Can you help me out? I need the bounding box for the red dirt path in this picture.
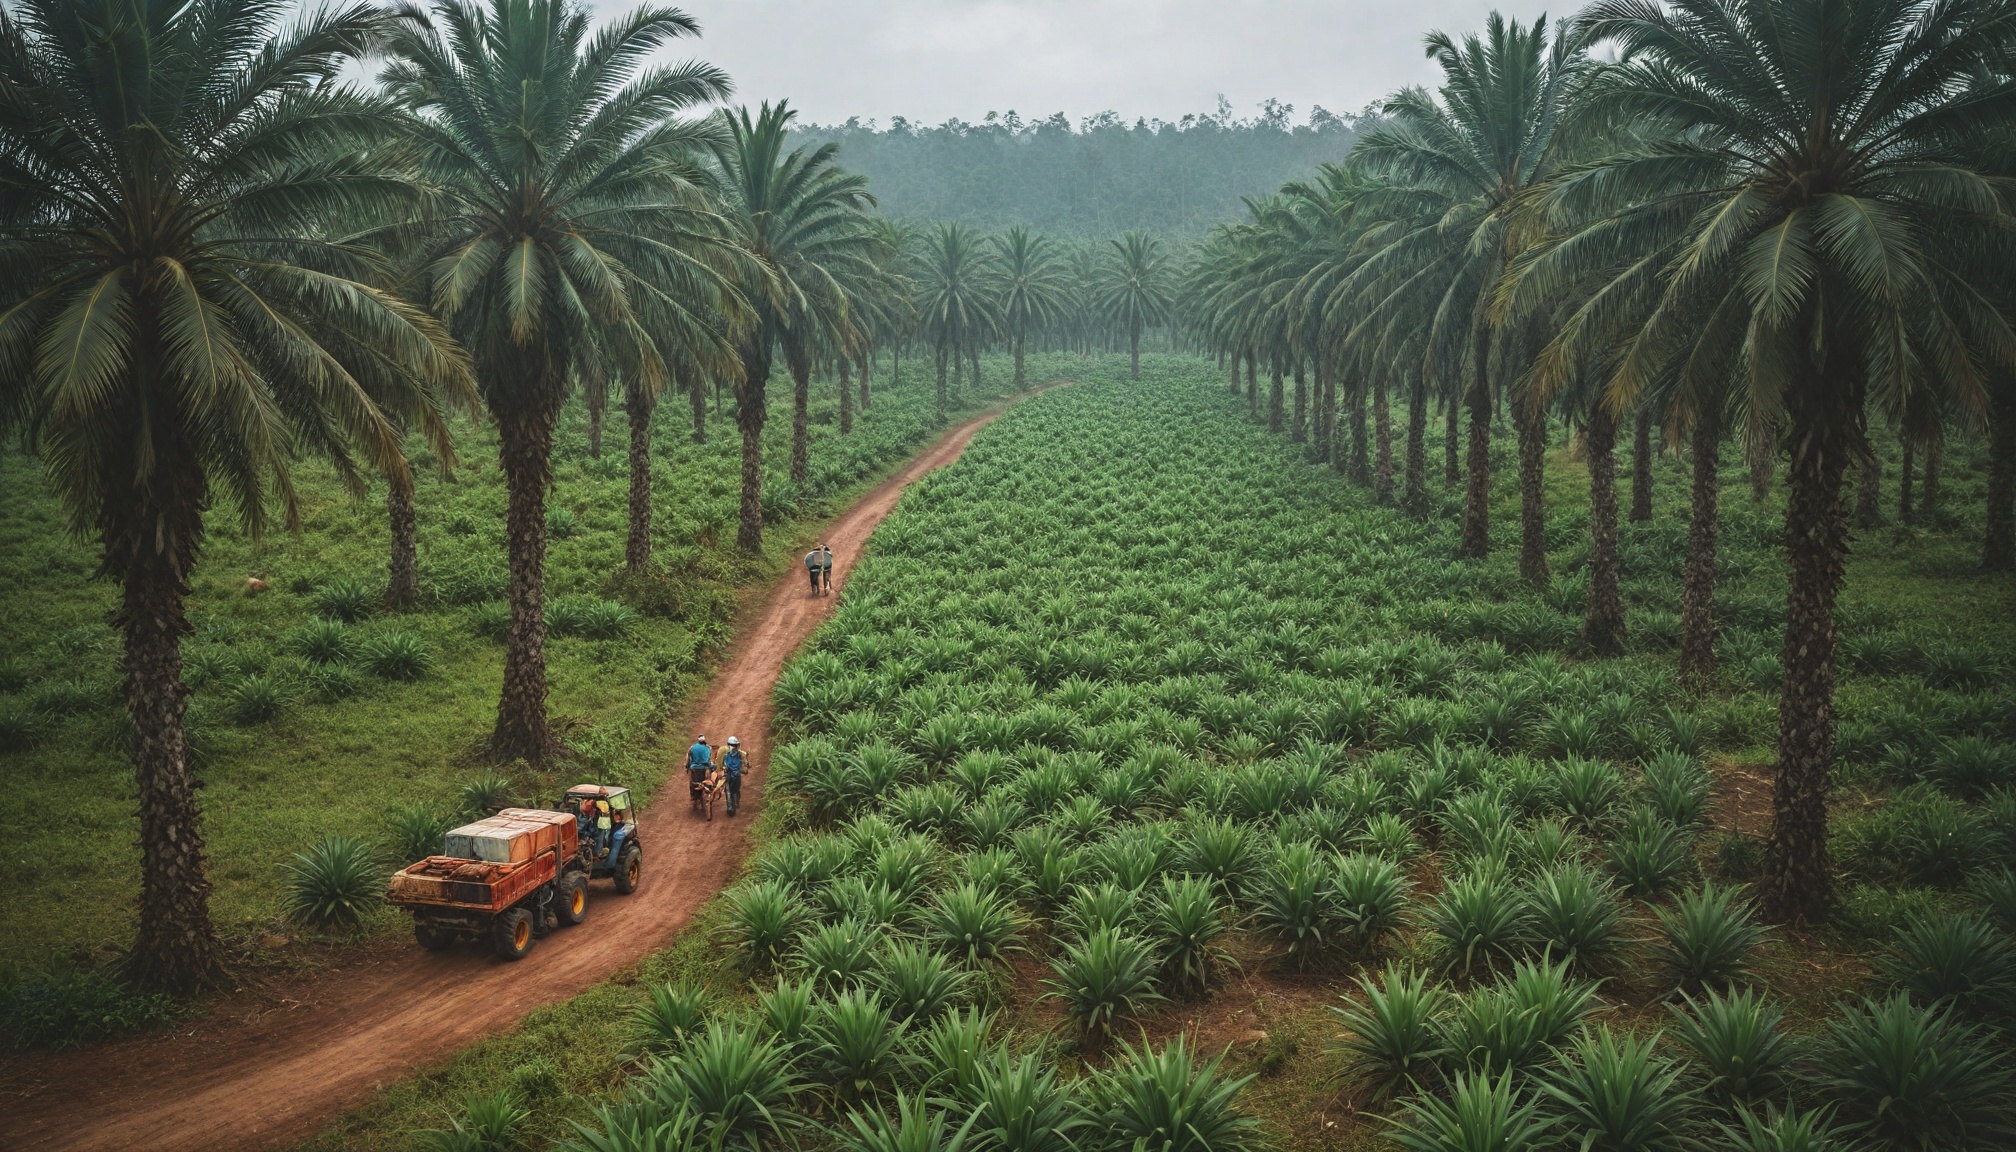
[0,398,1033,1152]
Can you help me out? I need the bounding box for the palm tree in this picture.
[1099,231,1174,380]
[382,0,737,762]
[1349,14,1590,564]
[1536,0,2016,920]
[708,101,878,548]
[914,222,997,421]
[0,0,471,992]
[993,227,1071,391]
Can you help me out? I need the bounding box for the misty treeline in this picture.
[794,99,1368,239]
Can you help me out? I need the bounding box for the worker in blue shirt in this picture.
[684,735,711,799]
[721,736,745,816]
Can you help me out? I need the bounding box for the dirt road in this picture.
[0,397,1032,1152]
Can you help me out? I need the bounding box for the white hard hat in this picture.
[727,736,741,746]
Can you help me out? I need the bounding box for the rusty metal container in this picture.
[388,808,579,914]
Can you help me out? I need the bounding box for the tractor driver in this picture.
[577,798,604,857]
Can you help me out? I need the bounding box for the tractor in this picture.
[385,784,643,960]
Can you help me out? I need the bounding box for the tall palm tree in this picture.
[382,0,737,762]
[1099,231,1174,380]
[1349,14,1590,564]
[914,221,997,421]
[709,101,878,548]
[0,0,471,992]
[993,226,1071,391]
[1535,0,2016,920]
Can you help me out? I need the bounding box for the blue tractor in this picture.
[560,784,643,893]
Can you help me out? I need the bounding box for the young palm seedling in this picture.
[1042,927,1165,1046]
[725,881,814,973]
[875,939,972,1024]
[1147,874,1230,997]
[1423,869,1530,977]
[1330,964,1451,1100]
[1387,1070,1551,1152]
[1330,852,1411,956]
[1089,1037,1262,1152]
[920,883,1024,968]
[1877,911,2015,1015]
[811,988,906,1107]
[1536,1025,1695,1152]
[1665,988,1793,1104]
[1521,861,1625,971]
[1649,882,1768,994]
[630,979,711,1058]
[1253,840,1337,968]
[1814,994,2015,1152]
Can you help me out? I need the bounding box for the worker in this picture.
[804,545,825,595]
[721,736,745,816]
[819,544,834,594]
[577,798,599,852]
[685,735,712,796]
[595,800,613,851]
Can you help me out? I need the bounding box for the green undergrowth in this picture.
[0,354,1037,987]
[286,355,2014,1152]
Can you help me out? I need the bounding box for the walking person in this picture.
[819,543,834,594]
[804,544,824,595]
[684,734,712,799]
[721,736,745,816]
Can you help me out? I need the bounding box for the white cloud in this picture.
[604,0,1555,126]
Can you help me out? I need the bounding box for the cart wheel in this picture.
[414,918,455,951]
[493,907,535,960]
[556,873,588,926]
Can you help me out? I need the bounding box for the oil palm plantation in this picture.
[1098,231,1174,380]
[0,0,471,992]
[914,222,998,421]
[1348,14,1590,565]
[1531,0,2016,920]
[382,0,737,762]
[709,101,879,547]
[993,227,1071,390]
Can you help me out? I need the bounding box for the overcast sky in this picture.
[649,1,1553,127]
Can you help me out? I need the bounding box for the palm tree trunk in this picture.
[1853,448,1882,529]
[1679,407,1722,686]
[789,349,811,485]
[1897,437,1914,524]
[935,346,949,423]
[685,362,706,444]
[119,514,219,994]
[1347,378,1370,484]
[1629,413,1654,522]
[737,345,770,553]
[1760,381,1853,924]
[1581,403,1625,655]
[1459,331,1493,558]
[1444,390,1461,487]
[1986,381,2016,570]
[1373,371,1393,504]
[385,469,418,609]
[838,358,853,436]
[860,352,873,411]
[952,344,964,399]
[1014,331,1027,391]
[1267,362,1284,434]
[1516,397,1548,586]
[1291,360,1307,443]
[1405,370,1428,516]
[625,381,654,572]
[585,372,606,459]
[1312,358,1332,462]
[493,408,558,763]
[1246,355,1258,416]
[1130,329,1141,380]
[971,343,982,392]
[1750,450,1773,503]
[1229,356,1241,395]
[1921,429,1941,524]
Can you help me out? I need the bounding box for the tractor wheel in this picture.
[493,907,536,961]
[414,918,455,951]
[556,873,588,926]
[614,843,642,894]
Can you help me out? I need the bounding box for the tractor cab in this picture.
[560,784,643,894]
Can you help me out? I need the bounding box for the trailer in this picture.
[387,808,589,960]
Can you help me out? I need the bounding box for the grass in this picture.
[49,352,2014,1149]
[0,354,1034,972]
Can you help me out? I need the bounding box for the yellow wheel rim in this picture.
[571,888,585,915]
[514,919,530,948]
